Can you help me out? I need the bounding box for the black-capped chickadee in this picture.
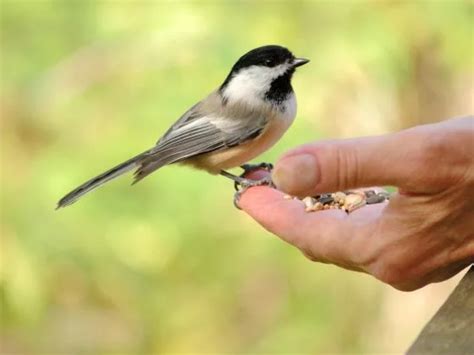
[57,45,309,208]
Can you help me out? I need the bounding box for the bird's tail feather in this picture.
[57,149,153,209]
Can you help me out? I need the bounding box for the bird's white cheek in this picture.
[222,69,270,106]
[222,65,288,107]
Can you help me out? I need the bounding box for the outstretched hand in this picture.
[240,117,474,291]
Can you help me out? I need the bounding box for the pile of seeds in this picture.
[284,190,391,213]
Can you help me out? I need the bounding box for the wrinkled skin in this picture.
[240,116,474,291]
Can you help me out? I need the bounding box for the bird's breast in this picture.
[186,94,297,173]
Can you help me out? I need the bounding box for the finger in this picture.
[239,186,360,267]
[271,129,439,197]
[240,186,341,241]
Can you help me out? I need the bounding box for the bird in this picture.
[57,45,309,209]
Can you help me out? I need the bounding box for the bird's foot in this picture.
[241,162,274,173]
[233,175,275,209]
[234,162,273,191]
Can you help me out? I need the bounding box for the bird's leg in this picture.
[220,170,275,209]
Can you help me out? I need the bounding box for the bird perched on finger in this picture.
[57,45,309,209]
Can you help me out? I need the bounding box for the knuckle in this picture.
[333,145,360,190]
[400,129,463,189]
[416,133,451,164]
[412,128,470,173]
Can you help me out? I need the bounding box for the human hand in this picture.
[240,117,474,291]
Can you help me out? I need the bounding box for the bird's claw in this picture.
[241,162,274,173]
[234,162,274,191]
[233,175,275,209]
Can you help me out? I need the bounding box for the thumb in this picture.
[272,129,437,196]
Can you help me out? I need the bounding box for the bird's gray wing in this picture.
[134,114,265,182]
[157,102,203,144]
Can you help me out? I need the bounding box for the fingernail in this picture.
[272,154,318,195]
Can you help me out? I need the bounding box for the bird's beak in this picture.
[292,57,310,68]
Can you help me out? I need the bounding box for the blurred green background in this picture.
[1,0,472,353]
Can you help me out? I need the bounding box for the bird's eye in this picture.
[264,58,275,66]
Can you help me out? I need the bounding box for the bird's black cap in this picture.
[219,45,309,104]
[230,45,295,72]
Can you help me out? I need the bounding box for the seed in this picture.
[332,191,347,204]
[352,191,366,198]
[312,202,323,211]
[283,194,293,200]
[366,194,386,204]
[296,189,388,213]
[364,190,376,198]
[318,196,334,205]
[302,196,316,209]
[344,194,366,212]
[377,191,391,200]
